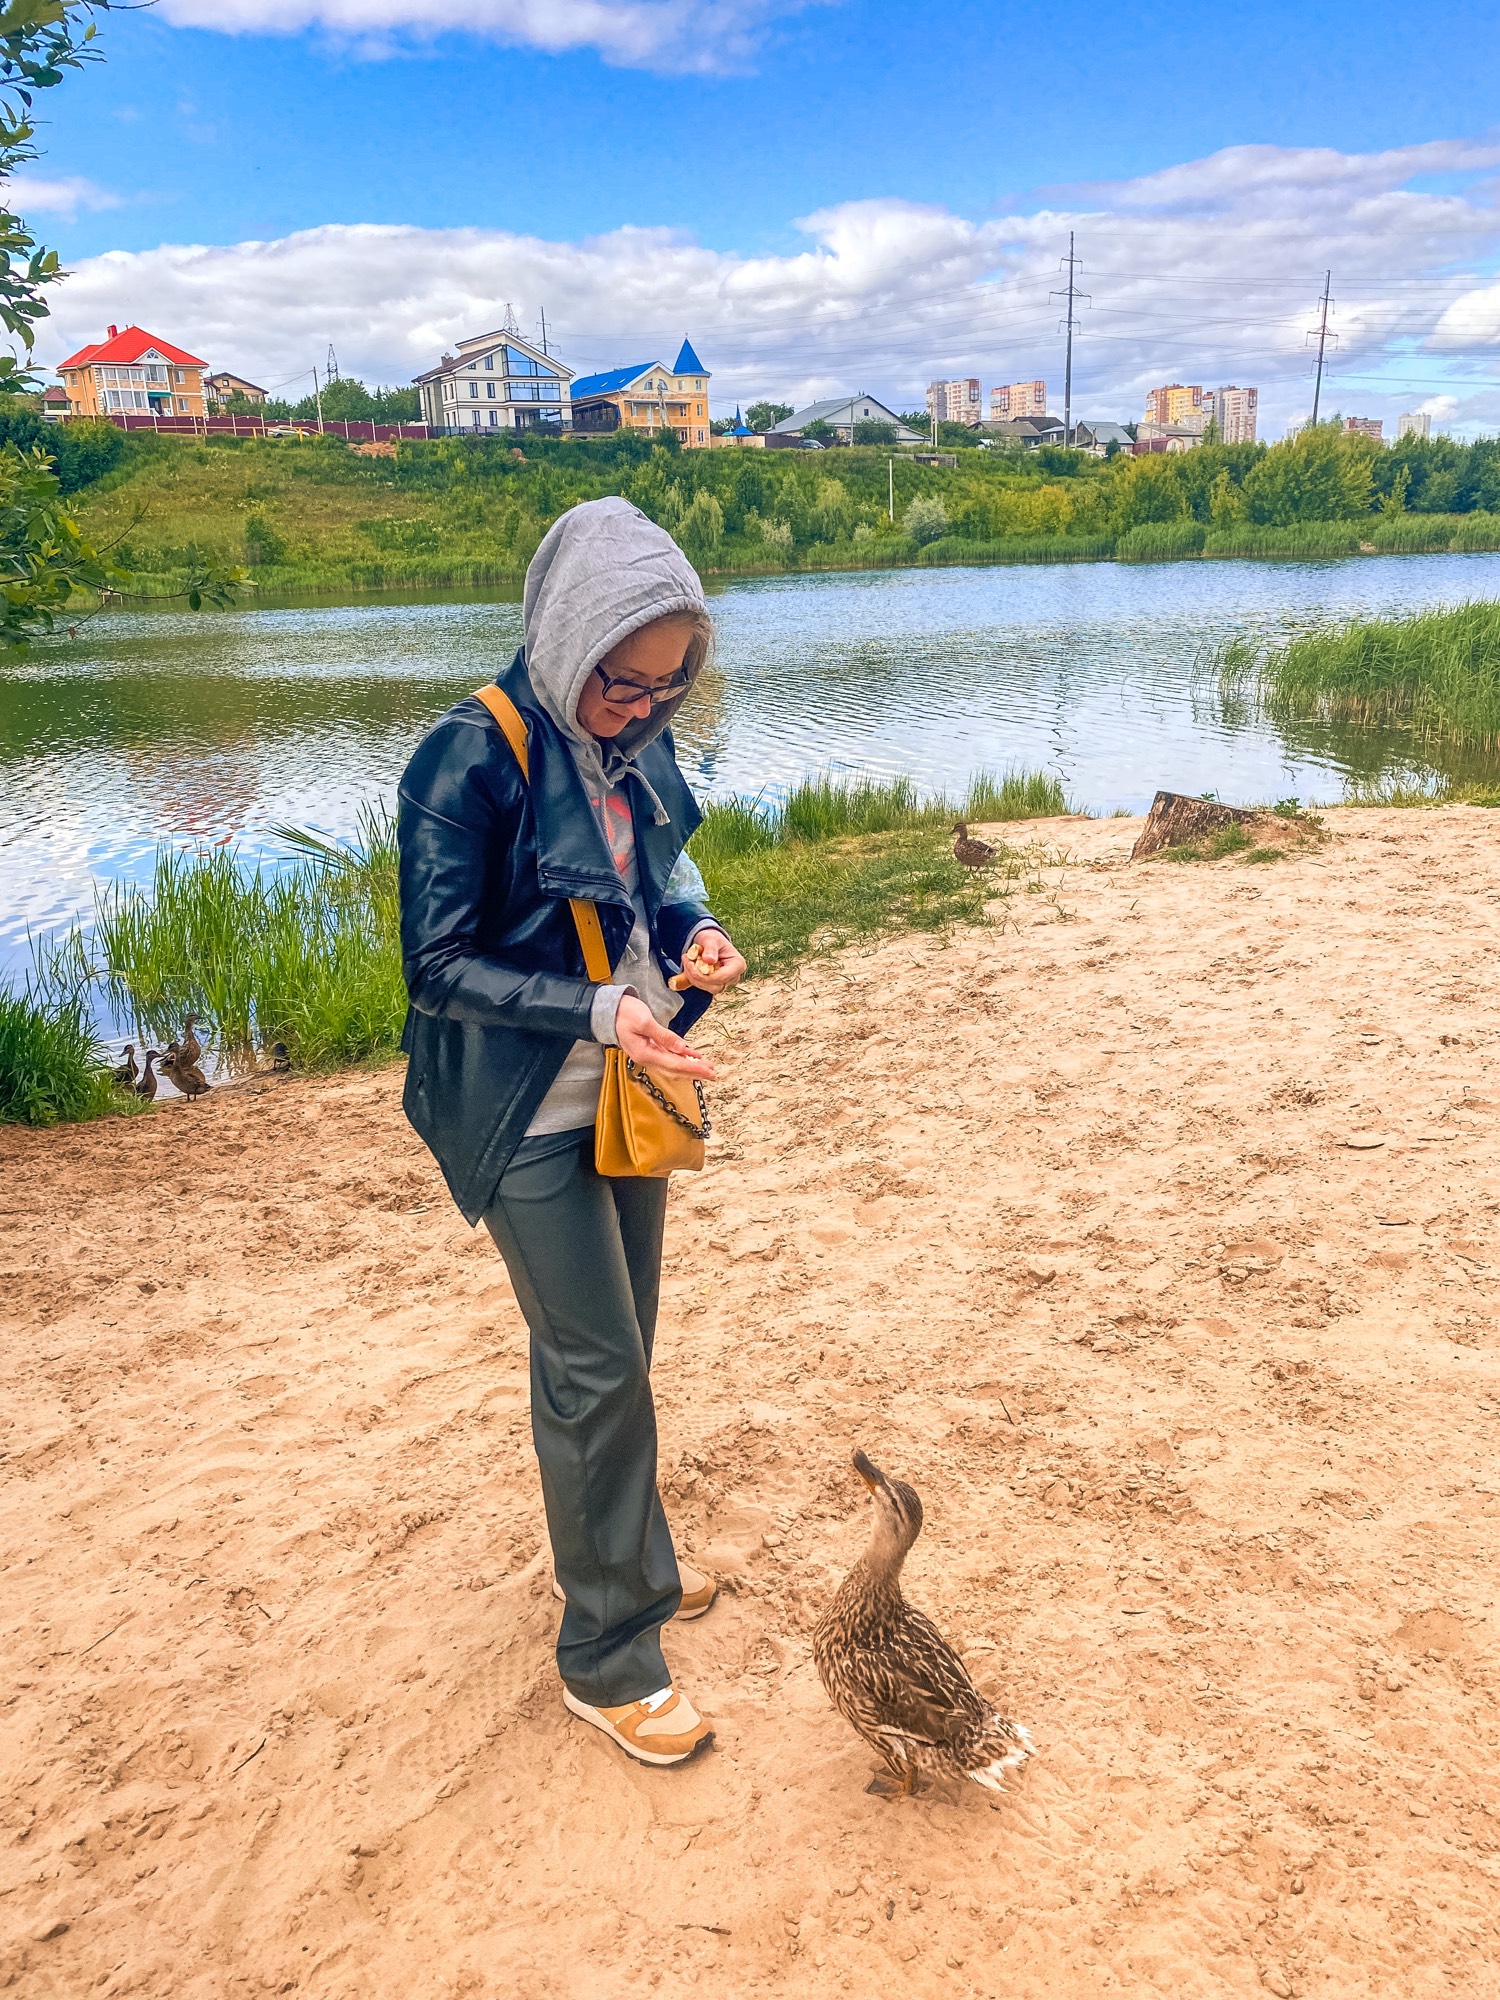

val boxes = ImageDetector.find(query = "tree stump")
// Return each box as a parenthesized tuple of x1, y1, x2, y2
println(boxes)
(1130, 790, 1266, 861)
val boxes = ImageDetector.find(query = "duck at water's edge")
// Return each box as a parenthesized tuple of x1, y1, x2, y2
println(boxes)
(952, 823, 997, 869)
(813, 1449, 1034, 1797)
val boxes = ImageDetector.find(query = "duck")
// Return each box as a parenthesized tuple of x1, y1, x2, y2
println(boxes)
(952, 823, 997, 869)
(179, 1014, 203, 1068)
(269, 1041, 290, 1073)
(134, 1051, 162, 1100)
(161, 1044, 210, 1101)
(110, 1043, 138, 1089)
(813, 1449, 1034, 1798)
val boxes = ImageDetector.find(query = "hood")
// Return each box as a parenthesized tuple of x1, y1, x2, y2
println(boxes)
(522, 497, 709, 777)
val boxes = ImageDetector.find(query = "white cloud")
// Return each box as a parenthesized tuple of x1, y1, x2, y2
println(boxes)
(7, 175, 121, 220)
(37, 138, 1500, 436)
(155, 0, 820, 72)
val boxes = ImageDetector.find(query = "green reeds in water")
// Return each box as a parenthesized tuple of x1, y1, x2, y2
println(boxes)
(1203, 521, 1366, 560)
(1262, 599, 1500, 750)
(96, 804, 407, 1070)
(0, 933, 123, 1126)
(1116, 521, 1206, 562)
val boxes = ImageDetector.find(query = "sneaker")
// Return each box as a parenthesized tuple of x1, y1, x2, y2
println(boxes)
(562, 1684, 714, 1767)
(551, 1560, 717, 1622)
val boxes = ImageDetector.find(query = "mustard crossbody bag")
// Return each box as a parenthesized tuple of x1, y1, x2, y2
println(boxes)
(472, 683, 710, 1178)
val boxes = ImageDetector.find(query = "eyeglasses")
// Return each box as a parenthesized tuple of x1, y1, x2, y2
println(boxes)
(592, 662, 693, 708)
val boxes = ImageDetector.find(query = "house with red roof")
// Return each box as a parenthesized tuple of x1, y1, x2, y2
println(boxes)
(56, 325, 208, 421)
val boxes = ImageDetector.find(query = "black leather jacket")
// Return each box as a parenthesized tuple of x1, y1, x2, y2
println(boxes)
(397, 650, 717, 1222)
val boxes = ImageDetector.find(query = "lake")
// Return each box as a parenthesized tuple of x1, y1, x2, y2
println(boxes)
(4, 549, 1500, 977)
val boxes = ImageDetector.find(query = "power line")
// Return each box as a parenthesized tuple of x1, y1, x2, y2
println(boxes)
(1308, 271, 1335, 423)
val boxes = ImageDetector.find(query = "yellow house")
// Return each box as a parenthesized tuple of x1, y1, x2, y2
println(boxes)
(57, 324, 208, 418)
(569, 338, 711, 447)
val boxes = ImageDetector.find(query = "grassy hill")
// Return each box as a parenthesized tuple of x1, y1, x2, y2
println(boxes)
(68, 421, 1500, 600)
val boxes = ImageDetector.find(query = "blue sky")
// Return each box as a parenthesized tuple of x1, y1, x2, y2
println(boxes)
(20, 0, 1500, 433)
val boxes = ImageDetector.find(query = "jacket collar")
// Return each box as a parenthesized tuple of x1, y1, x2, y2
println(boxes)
(495, 652, 635, 910)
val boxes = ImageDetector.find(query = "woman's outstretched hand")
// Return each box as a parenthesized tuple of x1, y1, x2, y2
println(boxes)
(673, 927, 747, 996)
(615, 996, 717, 1079)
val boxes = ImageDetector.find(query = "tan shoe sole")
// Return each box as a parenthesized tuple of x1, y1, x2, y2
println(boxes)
(551, 1562, 717, 1621)
(562, 1687, 714, 1767)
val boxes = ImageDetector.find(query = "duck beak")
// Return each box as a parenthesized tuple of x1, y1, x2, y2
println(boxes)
(852, 1448, 885, 1493)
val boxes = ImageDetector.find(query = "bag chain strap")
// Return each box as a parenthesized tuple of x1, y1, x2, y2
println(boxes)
(623, 1058, 712, 1140)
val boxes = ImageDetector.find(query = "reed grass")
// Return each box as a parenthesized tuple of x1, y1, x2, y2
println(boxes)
(0, 940, 125, 1126)
(915, 534, 1114, 566)
(95, 805, 406, 1070)
(1203, 521, 1365, 559)
(1368, 515, 1458, 554)
(1262, 599, 1500, 749)
(1116, 520, 1206, 562)
(12, 767, 1073, 1124)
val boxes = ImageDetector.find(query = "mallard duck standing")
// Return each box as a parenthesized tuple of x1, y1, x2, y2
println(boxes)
(269, 1041, 290, 1073)
(179, 1015, 203, 1068)
(161, 1044, 210, 1101)
(813, 1449, 1033, 1797)
(134, 1051, 162, 1100)
(952, 823, 997, 869)
(110, 1043, 138, 1089)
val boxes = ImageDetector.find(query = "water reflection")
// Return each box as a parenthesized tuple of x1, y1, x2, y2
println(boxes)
(3, 552, 1500, 973)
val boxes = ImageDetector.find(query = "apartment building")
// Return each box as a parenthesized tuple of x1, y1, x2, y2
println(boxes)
(1398, 412, 1431, 441)
(1343, 416, 1383, 441)
(415, 327, 573, 434)
(1214, 385, 1258, 444)
(56, 325, 207, 418)
(990, 379, 1046, 420)
(1143, 383, 1211, 431)
(568, 340, 711, 447)
(926, 377, 982, 426)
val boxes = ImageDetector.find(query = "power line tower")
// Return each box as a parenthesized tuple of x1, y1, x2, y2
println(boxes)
(501, 301, 520, 338)
(326, 343, 340, 384)
(1307, 271, 1336, 425)
(1051, 232, 1088, 447)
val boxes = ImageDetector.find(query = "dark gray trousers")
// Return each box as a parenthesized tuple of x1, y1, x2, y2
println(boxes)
(482, 1128, 682, 1705)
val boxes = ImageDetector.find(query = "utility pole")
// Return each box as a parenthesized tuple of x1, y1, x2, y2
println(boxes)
(1309, 270, 1334, 425)
(539, 306, 548, 357)
(1051, 231, 1087, 448)
(888, 456, 894, 522)
(312, 365, 324, 435)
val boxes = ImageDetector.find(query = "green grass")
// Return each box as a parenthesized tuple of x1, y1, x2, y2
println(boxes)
(1203, 521, 1367, 559)
(915, 534, 1115, 566)
(1262, 599, 1500, 750)
(94, 804, 406, 1071)
(691, 768, 1070, 969)
(1116, 520, 1207, 562)
(1157, 822, 1256, 863)
(0, 941, 130, 1126)
(1368, 514, 1460, 554)
(13, 768, 1070, 1125)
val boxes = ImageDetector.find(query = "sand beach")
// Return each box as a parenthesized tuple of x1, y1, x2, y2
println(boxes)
(3, 805, 1499, 1998)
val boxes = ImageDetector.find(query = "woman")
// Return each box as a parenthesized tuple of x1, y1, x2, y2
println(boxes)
(397, 497, 746, 1769)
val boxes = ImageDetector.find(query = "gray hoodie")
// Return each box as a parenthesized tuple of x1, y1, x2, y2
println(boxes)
(520, 497, 714, 1137)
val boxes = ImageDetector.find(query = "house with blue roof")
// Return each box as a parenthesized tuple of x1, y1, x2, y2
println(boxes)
(570, 339, 712, 447)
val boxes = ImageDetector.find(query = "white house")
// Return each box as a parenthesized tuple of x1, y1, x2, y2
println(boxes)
(415, 328, 573, 434)
(768, 395, 923, 445)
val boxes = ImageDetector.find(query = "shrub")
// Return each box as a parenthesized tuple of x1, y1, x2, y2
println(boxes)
(903, 495, 950, 546)
(245, 513, 289, 565)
